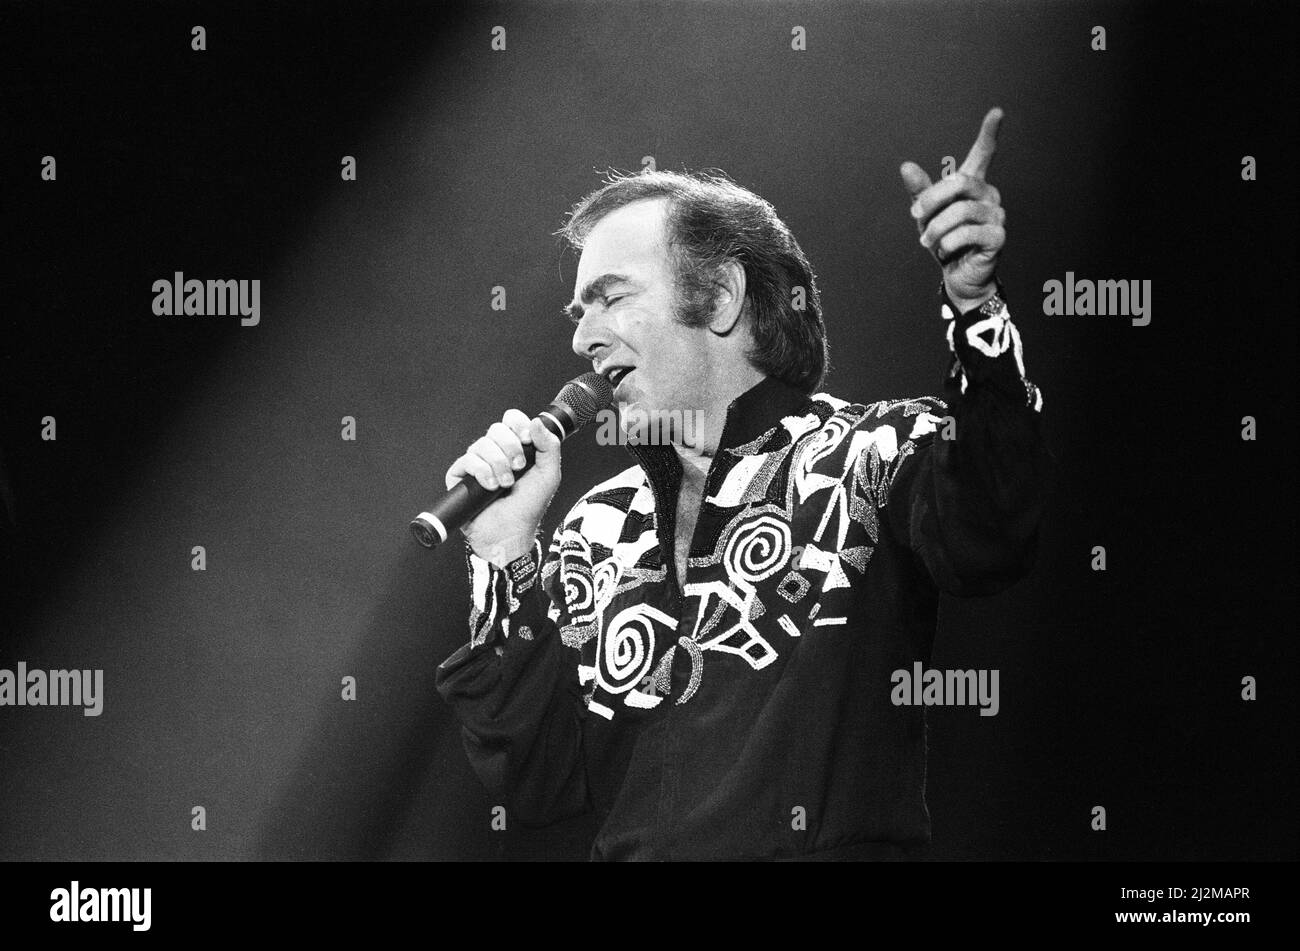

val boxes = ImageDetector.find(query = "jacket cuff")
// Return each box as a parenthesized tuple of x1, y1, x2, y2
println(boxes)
(465, 539, 543, 649)
(940, 284, 1043, 413)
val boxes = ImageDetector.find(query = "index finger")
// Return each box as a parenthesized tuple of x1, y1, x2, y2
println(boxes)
(959, 107, 1004, 179)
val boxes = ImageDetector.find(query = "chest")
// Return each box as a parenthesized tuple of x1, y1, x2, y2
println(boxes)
(672, 474, 706, 585)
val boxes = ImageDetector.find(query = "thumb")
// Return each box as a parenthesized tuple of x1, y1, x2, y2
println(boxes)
(528, 417, 562, 471)
(899, 161, 933, 199)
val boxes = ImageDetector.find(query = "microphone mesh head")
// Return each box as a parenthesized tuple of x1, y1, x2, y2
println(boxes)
(554, 371, 614, 428)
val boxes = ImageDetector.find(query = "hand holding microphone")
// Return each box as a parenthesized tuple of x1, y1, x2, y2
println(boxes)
(410, 373, 613, 564)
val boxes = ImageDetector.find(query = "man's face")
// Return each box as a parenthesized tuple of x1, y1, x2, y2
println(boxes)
(568, 198, 713, 432)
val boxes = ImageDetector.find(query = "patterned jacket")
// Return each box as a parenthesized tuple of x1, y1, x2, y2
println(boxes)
(437, 290, 1048, 860)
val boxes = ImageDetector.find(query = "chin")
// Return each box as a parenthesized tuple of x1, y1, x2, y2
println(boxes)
(616, 382, 647, 410)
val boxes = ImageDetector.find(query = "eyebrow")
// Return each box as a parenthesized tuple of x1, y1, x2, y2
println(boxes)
(563, 273, 633, 322)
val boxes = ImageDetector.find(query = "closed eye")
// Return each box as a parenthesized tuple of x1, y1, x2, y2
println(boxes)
(564, 288, 630, 324)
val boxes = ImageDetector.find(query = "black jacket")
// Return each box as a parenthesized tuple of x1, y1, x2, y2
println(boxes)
(437, 291, 1048, 860)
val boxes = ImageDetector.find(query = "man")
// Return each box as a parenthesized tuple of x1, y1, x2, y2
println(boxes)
(436, 109, 1048, 860)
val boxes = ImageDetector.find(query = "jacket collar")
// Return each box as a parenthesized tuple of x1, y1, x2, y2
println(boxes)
(622, 375, 815, 589)
(715, 374, 815, 453)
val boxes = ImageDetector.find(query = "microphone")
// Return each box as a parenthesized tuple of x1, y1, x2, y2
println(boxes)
(410, 371, 615, 548)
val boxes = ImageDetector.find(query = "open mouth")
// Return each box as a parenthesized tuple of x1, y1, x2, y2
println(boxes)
(607, 367, 634, 390)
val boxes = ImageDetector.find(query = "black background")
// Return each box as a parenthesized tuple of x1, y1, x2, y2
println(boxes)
(1, 0, 1295, 861)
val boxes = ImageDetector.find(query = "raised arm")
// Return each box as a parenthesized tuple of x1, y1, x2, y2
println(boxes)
(889, 109, 1051, 595)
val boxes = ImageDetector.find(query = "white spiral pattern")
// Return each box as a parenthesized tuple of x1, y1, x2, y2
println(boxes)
(724, 515, 792, 584)
(559, 532, 595, 623)
(596, 604, 662, 694)
(592, 558, 621, 612)
(563, 567, 593, 615)
(795, 415, 850, 499)
(806, 416, 849, 466)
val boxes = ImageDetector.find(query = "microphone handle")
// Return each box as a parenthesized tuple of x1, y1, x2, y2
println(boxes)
(410, 409, 568, 548)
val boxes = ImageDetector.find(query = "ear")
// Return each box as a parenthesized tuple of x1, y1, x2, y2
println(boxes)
(707, 260, 747, 336)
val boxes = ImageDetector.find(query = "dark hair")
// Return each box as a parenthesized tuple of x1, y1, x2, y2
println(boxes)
(556, 169, 829, 393)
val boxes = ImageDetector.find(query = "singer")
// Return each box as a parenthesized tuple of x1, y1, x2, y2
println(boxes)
(435, 109, 1050, 860)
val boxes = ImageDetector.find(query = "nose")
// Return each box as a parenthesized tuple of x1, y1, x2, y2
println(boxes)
(571, 308, 612, 364)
